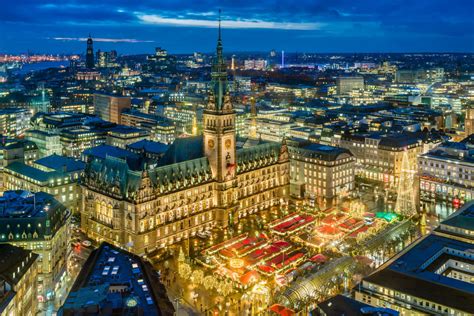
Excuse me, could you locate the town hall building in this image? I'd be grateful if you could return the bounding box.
[80,23,290,255]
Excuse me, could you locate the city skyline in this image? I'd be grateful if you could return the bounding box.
[1,1,474,315]
[1,0,473,54]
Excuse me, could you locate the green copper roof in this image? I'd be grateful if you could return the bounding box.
[149,157,212,194]
[236,142,281,174]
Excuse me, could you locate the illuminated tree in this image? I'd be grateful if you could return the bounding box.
[221,280,234,296]
[191,269,204,285]
[203,275,217,290]
[178,263,192,279]
[178,246,185,263]
[395,150,417,217]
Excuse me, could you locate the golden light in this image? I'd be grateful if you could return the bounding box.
[229,258,244,269]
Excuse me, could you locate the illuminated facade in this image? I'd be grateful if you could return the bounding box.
[340,133,422,189]
[289,143,355,204]
[0,191,70,300]
[93,93,131,125]
[3,154,84,213]
[419,141,474,208]
[0,244,39,316]
[121,109,176,144]
[80,23,290,255]
[0,108,31,138]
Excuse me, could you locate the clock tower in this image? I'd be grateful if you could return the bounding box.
[203,12,237,227]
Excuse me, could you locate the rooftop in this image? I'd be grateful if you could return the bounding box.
[5,162,60,183]
[0,244,38,285]
[291,143,353,162]
[83,144,139,161]
[127,139,169,155]
[313,294,398,316]
[363,232,474,313]
[0,191,56,218]
[61,242,174,315]
[437,201,474,235]
[35,154,85,173]
[108,125,148,136]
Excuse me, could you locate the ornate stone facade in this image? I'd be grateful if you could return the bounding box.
[80,26,290,255]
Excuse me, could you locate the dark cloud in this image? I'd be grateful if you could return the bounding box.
[0,0,472,53]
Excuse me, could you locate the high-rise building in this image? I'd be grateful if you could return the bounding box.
[0,244,39,316]
[85,34,94,69]
[93,93,131,124]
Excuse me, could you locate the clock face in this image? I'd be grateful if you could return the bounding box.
[208,139,215,149]
[225,139,232,149]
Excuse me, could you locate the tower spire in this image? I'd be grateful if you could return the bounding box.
[216,9,223,61]
[218,9,222,42]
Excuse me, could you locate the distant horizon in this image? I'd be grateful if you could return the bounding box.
[2,49,474,57]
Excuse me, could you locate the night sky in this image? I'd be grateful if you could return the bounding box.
[1,0,473,54]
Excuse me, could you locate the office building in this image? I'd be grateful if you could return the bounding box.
[60,127,107,158]
[289,143,355,205]
[0,108,31,138]
[312,295,398,316]
[0,139,39,190]
[93,93,131,124]
[340,132,423,189]
[4,154,84,213]
[25,129,62,158]
[106,125,149,149]
[244,59,267,70]
[336,77,364,95]
[121,110,176,144]
[162,105,198,135]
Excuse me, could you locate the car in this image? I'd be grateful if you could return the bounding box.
[81,240,92,247]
